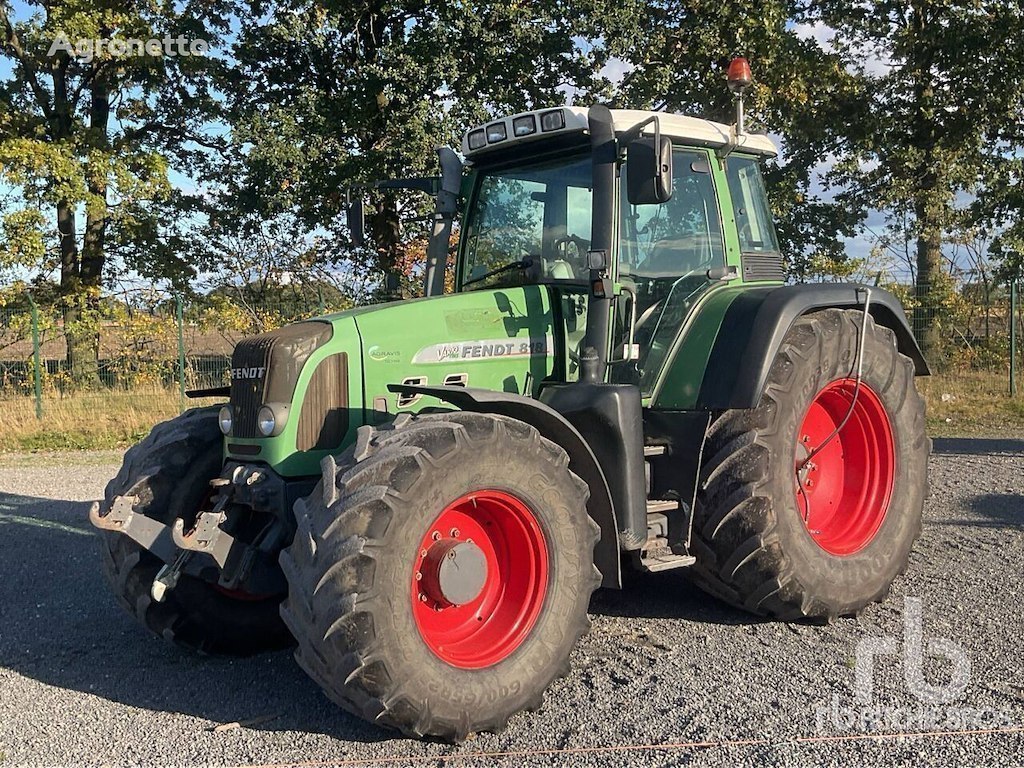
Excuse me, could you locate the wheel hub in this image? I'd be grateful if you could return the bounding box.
[411,490,549,669]
[418,538,488,607]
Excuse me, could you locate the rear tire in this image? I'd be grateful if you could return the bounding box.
[689,309,929,621]
[279,412,600,740]
[99,407,292,655]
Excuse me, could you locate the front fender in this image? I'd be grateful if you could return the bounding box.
[387,384,622,588]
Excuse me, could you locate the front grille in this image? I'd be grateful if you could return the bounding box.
[230,322,333,438]
[742,252,786,282]
[296,353,349,451]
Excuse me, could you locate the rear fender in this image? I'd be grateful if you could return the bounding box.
[695,284,929,410]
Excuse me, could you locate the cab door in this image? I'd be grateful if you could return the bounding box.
[457,153,596,384]
[614,147,729,394]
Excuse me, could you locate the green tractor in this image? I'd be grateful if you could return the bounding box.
[91,61,929,739]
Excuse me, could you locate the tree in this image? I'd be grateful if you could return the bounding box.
[0,0,231,383]
[947,216,997,341]
[215,0,611,300]
[813,0,1024,364]
[973,148,1024,289]
[200,210,369,329]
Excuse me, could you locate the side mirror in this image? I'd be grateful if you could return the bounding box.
[346,196,365,247]
[626,136,673,205]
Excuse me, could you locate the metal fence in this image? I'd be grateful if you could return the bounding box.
[882,279,1022,388]
[0,289,353,417]
[1,279,1022,419]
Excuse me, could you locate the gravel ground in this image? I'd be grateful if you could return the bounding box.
[0,438,1022,767]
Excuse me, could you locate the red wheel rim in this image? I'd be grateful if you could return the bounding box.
[212,584,273,602]
[795,379,895,556]
[412,490,549,669]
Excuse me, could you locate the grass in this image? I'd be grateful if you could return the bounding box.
[1,385,217,454]
[919,370,1024,437]
[0,372,1020,456]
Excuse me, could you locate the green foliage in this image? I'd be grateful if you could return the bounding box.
[0,0,233,382]
[0,209,46,267]
[989,223,1024,284]
[212,0,612,294]
[809,1,1024,355]
[3,0,1024,380]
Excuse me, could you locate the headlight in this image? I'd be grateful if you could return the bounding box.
[256,402,290,437]
[467,129,486,150]
[257,406,276,437]
[513,115,537,136]
[540,108,565,132]
[218,406,232,435]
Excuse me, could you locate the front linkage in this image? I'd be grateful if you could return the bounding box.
[91,407,294,655]
[92,461,303,601]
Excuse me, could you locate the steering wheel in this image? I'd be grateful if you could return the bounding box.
[633,266,710,339]
[550,235,591,278]
[554,234,590,257]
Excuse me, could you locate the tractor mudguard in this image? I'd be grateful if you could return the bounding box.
[387,383,622,588]
[696,283,930,410]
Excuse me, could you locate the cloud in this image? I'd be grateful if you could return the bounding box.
[599,57,632,85]
[790,22,837,50]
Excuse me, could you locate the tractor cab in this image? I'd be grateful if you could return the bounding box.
[452,104,782,396]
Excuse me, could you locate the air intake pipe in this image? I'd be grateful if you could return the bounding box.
[424,147,462,297]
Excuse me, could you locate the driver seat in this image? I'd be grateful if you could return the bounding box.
[544,259,575,279]
[647,235,709,275]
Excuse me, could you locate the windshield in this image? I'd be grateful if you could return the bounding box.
[461,155,592,289]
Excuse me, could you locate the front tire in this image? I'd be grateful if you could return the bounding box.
[100,407,292,655]
[689,309,929,621]
[279,412,600,739]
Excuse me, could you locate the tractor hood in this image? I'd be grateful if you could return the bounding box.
[224,285,560,477]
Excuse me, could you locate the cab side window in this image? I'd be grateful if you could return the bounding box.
[724,156,780,254]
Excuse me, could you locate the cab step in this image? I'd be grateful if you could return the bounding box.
[641,499,696,572]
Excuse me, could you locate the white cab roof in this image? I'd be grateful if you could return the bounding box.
[461,106,777,159]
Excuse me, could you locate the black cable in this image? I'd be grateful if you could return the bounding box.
[796,288,873,526]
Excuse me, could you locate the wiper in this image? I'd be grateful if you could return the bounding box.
[462,258,533,287]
